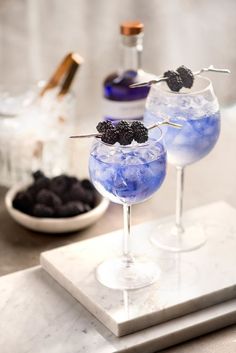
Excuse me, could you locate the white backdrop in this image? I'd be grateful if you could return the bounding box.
[0,0,235,121]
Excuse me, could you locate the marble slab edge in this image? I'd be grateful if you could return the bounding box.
[117,287,236,337]
[114,300,236,353]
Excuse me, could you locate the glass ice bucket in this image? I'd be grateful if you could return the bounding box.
[0,83,77,187]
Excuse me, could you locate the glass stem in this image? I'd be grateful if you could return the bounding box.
[123,204,133,264]
[175,166,185,235]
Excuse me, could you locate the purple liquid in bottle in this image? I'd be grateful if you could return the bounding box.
[103,22,155,122]
[104,70,149,102]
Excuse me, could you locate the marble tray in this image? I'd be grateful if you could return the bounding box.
[1,267,236,353]
[41,201,236,337]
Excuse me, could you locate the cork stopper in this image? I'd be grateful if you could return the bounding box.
[120,21,144,36]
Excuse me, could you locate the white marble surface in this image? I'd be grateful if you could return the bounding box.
[41,201,236,336]
[0,266,236,353]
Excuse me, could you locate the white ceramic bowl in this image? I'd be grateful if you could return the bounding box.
[5,182,109,234]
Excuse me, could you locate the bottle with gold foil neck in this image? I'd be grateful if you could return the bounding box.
[103,21,155,122]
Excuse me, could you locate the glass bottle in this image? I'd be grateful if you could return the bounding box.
[103,21,155,122]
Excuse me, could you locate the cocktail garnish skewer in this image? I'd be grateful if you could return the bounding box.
[193,65,230,76]
[129,65,230,88]
[70,132,99,139]
[148,120,182,130]
[69,120,182,139]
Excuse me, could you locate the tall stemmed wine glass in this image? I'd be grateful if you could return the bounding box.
[89,136,166,290]
[144,76,220,252]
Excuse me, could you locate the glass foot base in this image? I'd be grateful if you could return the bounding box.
[150,221,207,252]
[96,257,161,290]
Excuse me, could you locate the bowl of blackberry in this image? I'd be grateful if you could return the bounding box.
[5,171,109,234]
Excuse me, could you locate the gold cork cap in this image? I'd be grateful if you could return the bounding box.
[120,21,144,36]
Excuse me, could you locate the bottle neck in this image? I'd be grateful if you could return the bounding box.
[120,33,143,72]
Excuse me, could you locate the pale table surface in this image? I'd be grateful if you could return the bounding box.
[1,108,236,351]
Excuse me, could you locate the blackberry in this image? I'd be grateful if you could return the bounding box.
[131,121,148,143]
[36,189,62,208]
[119,129,134,145]
[56,201,86,217]
[69,182,94,206]
[92,192,100,207]
[96,121,113,133]
[116,120,129,130]
[68,182,85,200]
[81,178,96,191]
[67,176,79,187]
[101,127,118,145]
[116,120,134,145]
[32,170,45,181]
[177,65,194,89]
[50,175,70,196]
[13,191,34,215]
[164,70,183,92]
[33,204,54,218]
[34,176,51,192]
[27,185,38,201]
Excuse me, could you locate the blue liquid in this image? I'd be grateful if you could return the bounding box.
[89,141,166,205]
[144,111,220,166]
